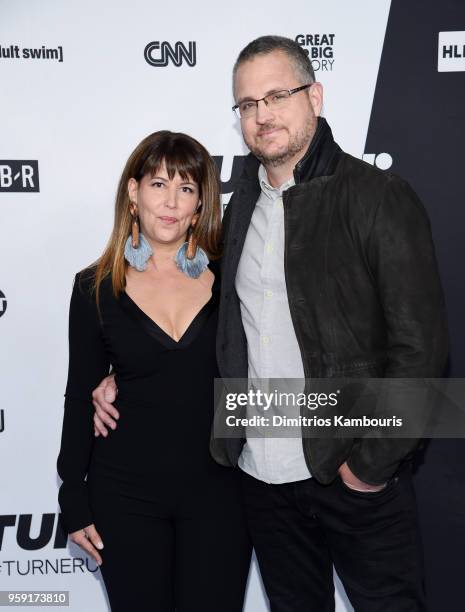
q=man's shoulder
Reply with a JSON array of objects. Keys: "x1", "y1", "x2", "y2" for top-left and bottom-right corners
[
  {"x1": 242, "y1": 151, "x2": 261, "y2": 176},
  {"x1": 223, "y1": 152, "x2": 260, "y2": 215},
  {"x1": 231, "y1": 152, "x2": 260, "y2": 192},
  {"x1": 334, "y1": 153, "x2": 426, "y2": 224},
  {"x1": 337, "y1": 152, "x2": 401, "y2": 188},
  {"x1": 334, "y1": 152, "x2": 417, "y2": 205}
]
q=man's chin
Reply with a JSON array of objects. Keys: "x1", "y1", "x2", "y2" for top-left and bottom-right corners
[{"x1": 255, "y1": 148, "x2": 293, "y2": 167}]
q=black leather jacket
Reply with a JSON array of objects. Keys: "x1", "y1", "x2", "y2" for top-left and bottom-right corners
[{"x1": 211, "y1": 117, "x2": 448, "y2": 485}]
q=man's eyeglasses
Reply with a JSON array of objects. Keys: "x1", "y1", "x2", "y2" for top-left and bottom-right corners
[{"x1": 232, "y1": 84, "x2": 313, "y2": 119}]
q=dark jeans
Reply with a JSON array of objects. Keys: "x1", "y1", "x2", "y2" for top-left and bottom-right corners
[{"x1": 241, "y1": 462, "x2": 426, "y2": 612}]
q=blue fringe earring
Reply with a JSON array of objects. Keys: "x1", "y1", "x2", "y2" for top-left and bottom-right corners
[
  {"x1": 175, "y1": 214, "x2": 209, "y2": 279},
  {"x1": 124, "y1": 209, "x2": 153, "y2": 271}
]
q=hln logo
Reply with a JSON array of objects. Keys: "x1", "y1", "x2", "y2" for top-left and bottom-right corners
[
  {"x1": 438, "y1": 31, "x2": 465, "y2": 72},
  {"x1": 0, "y1": 160, "x2": 39, "y2": 192},
  {"x1": 144, "y1": 41, "x2": 196, "y2": 67}
]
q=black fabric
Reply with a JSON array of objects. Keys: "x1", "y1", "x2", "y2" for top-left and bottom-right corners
[
  {"x1": 241, "y1": 462, "x2": 426, "y2": 612},
  {"x1": 88, "y1": 476, "x2": 251, "y2": 612},
  {"x1": 293, "y1": 116, "x2": 342, "y2": 184},
  {"x1": 213, "y1": 117, "x2": 448, "y2": 485},
  {"x1": 56, "y1": 264, "x2": 251, "y2": 608}
]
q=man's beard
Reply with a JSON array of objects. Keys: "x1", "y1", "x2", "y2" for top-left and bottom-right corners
[{"x1": 246, "y1": 119, "x2": 315, "y2": 168}]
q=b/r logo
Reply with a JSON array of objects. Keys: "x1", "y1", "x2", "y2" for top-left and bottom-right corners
[
  {"x1": 0, "y1": 161, "x2": 39, "y2": 192},
  {"x1": 144, "y1": 41, "x2": 196, "y2": 67},
  {"x1": 0, "y1": 290, "x2": 6, "y2": 317}
]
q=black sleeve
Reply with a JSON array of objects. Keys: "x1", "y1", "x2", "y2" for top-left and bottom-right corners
[
  {"x1": 365, "y1": 176, "x2": 448, "y2": 378},
  {"x1": 346, "y1": 177, "x2": 448, "y2": 484},
  {"x1": 56, "y1": 272, "x2": 111, "y2": 534}
]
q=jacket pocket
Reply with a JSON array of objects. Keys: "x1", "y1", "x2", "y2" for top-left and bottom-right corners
[{"x1": 338, "y1": 356, "x2": 387, "y2": 377}]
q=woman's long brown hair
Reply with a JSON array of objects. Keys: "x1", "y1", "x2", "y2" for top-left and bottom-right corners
[{"x1": 88, "y1": 130, "x2": 222, "y2": 306}]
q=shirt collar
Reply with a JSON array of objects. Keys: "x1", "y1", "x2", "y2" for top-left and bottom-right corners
[{"x1": 258, "y1": 164, "x2": 295, "y2": 200}]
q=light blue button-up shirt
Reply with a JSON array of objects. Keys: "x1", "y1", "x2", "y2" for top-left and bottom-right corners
[{"x1": 235, "y1": 164, "x2": 311, "y2": 484}]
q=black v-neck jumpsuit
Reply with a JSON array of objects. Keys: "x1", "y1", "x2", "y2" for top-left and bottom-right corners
[{"x1": 57, "y1": 265, "x2": 251, "y2": 611}]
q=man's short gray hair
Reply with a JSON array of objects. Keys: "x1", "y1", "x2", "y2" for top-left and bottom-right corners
[{"x1": 233, "y1": 35, "x2": 316, "y2": 94}]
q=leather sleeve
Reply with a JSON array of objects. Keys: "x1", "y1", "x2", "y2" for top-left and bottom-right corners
[{"x1": 347, "y1": 176, "x2": 449, "y2": 484}]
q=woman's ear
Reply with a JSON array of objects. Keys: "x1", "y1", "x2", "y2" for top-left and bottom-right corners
[{"x1": 127, "y1": 178, "x2": 138, "y2": 208}]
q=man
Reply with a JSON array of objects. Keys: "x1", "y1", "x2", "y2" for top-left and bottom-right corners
[{"x1": 93, "y1": 36, "x2": 447, "y2": 611}]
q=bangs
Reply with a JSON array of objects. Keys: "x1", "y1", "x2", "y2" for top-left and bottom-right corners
[{"x1": 134, "y1": 132, "x2": 204, "y2": 187}]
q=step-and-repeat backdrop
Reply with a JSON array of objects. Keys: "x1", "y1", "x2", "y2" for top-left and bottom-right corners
[{"x1": 1, "y1": 1, "x2": 464, "y2": 610}]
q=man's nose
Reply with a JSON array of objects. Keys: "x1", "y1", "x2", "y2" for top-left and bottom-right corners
[{"x1": 255, "y1": 99, "x2": 274, "y2": 124}]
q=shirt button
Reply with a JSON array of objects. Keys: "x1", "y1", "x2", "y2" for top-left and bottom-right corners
[
  {"x1": 262, "y1": 336, "x2": 270, "y2": 345},
  {"x1": 265, "y1": 290, "x2": 273, "y2": 298},
  {"x1": 276, "y1": 199, "x2": 283, "y2": 208},
  {"x1": 265, "y1": 243, "x2": 274, "y2": 254}
]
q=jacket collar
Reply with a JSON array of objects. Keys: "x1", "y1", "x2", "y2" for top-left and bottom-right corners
[
  {"x1": 240, "y1": 116, "x2": 342, "y2": 187},
  {"x1": 293, "y1": 116, "x2": 342, "y2": 183}
]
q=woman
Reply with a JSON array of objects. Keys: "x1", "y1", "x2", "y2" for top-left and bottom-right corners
[{"x1": 57, "y1": 131, "x2": 251, "y2": 611}]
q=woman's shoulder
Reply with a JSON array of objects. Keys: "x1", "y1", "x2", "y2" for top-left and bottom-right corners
[
  {"x1": 72, "y1": 265, "x2": 112, "y2": 302},
  {"x1": 75, "y1": 263, "x2": 96, "y2": 284}
]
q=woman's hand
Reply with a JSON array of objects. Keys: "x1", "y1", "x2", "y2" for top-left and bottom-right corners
[
  {"x1": 92, "y1": 375, "x2": 120, "y2": 437},
  {"x1": 69, "y1": 524, "x2": 104, "y2": 566}
]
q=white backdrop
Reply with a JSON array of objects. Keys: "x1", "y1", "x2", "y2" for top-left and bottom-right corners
[{"x1": 0, "y1": 1, "x2": 391, "y2": 609}]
